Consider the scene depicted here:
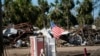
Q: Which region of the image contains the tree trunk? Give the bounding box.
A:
[0,0,4,56]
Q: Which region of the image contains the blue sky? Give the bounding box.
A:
[32,0,55,5]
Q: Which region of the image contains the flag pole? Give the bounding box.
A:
[50,20,57,56]
[0,0,4,56]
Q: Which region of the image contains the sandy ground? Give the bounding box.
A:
[4,46,100,56]
[57,46,100,56]
[57,46,100,52]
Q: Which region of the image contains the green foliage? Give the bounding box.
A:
[49,0,78,29]
[3,0,39,25]
[36,0,50,28]
[2,0,97,29]
[60,0,75,10]
[77,0,94,25]
[78,0,93,14]
[94,17,100,27]
[38,0,49,13]
[50,9,63,21]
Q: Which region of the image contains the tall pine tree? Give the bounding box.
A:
[77,0,93,26]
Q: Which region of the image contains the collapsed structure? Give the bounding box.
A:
[2,23,100,47]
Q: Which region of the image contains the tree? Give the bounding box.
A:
[3,0,39,25]
[76,0,95,45]
[36,0,49,28]
[77,0,94,26]
[0,0,4,56]
[50,0,78,29]
[95,17,100,28]
[50,0,63,25]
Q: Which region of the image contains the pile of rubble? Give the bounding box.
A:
[3,22,34,47]
[56,26,100,47]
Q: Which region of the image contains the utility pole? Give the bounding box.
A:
[0,0,4,56]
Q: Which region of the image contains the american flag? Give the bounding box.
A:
[50,21,64,39]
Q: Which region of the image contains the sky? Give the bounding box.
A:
[32,0,55,5]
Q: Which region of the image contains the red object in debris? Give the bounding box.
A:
[37,38,44,56]
[84,48,87,56]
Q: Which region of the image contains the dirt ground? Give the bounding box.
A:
[4,46,100,56]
